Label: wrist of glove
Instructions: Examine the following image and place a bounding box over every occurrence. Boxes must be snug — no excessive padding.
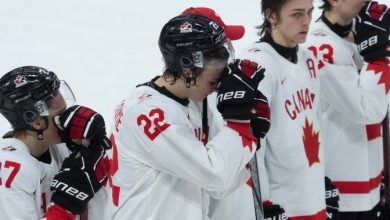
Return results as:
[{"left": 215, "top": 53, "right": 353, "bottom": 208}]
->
[
  {"left": 325, "top": 176, "right": 340, "bottom": 220},
  {"left": 354, "top": 1, "right": 390, "bottom": 61},
  {"left": 263, "top": 203, "right": 288, "bottom": 220},
  {"left": 251, "top": 90, "right": 271, "bottom": 142},
  {"left": 54, "top": 105, "right": 108, "bottom": 152},
  {"left": 50, "top": 139, "right": 111, "bottom": 214},
  {"left": 217, "top": 59, "right": 265, "bottom": 121}
]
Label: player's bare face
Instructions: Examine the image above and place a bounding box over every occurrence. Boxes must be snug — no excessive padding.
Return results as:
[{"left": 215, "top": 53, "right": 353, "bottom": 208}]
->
[
  {"left": 270, "top": 0, "right": 314, "bottom": 47},
  {"left": 337, "top": 0, "right": 367, "bottom": 22},
  {"left": 43, "top": 92, "right": 67, "bottom": 145},
  {"left": 189, "top": 65, "right": 225, "bottom": 102}
]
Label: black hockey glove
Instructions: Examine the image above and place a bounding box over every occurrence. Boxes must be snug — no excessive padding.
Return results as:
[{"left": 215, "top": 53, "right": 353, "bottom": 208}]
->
[
  {"left": 50, "top": 138, "right": 111, "bottom": 214},
  {"left": 325, "top": 176, "right": 340, "bottom": 220},
  {"left": 354, "top": 1, "right": 390, "bottom": 61},
  {"left": 251, "top": 90, "right": 271, "bottom": 144},
  {"left": 263, "top": 203, "right": 288, "bottom": 220},
  {"left": 54, "top": 105, "right": 108, "bottom": 152},
  {"left": 217, "top": 59, "right": 265, "bottom": 121}
]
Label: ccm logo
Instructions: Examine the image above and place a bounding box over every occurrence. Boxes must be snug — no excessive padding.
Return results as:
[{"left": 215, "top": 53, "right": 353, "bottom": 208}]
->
[
  {"left": 357, "top": 35, "right": 378, "bottom": 52},
  {"left": 217, "top": 91, "right": 246, "bottom": 102},
  {"left": 325, "top": 188, "right": 339, "bottom": 199},
  {"left": 51, "top": 179, "right": 89, "bottom": 201}
]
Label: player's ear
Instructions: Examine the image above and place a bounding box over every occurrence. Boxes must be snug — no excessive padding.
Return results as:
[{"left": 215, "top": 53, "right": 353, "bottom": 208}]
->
[
  {"left": 181, "top": 68, "right": 193, "bottom": 77},
  {"left": 30, "top": 117, "right": 46, "bottom": 130},
  {"left": 327, "top": 0, "right": 341, "bottom": 7},
  {"left": 265, "top": 8, "right": 277, "bottom": 27}
]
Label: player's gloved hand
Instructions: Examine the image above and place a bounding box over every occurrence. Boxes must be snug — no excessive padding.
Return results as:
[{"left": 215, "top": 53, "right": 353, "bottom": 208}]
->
[
  {"left": 325, "top": 176, "right": 340, "bottom": 220},
  {"left": 263, "top": 202, "right": 288, "bottom": 220},
  {"left": 251, "top": 85, "right": 271, "bottom": 145},
  {"left": 216, "top": 59, "right": 265, "bottom": 121},
  {"left": 50, "top": 137, "right": 111, "bottom": 214},
  {"left": 354, "top": 1, "right": 390, "bottom": 61},
  {"left": 54, "top": 105, "right": 108, "bottom": 152}
]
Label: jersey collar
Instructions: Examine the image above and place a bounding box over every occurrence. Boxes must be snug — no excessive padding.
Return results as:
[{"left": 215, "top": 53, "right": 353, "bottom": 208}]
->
[
  {"left": 320, "top": 13, "right": 352, "bottom": 38},
  {"left": 260, "top": 33, "right": 298, "bottom": 63},
  {"left": 138, "top": 76, "right": 190, "bottom": 106}
]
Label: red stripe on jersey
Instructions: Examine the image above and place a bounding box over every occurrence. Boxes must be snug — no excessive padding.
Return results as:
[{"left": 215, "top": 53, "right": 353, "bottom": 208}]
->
[
  {"left": 246, "top": 178, "right": 253, "bottom": 188},
  {"left": 332, "top": 173, "right": 382, "bottom": 194},
  {"left": 366, "top": 123, "right": 382, "bottom": 141},
  {"left": 290, "top": 209, "right": 326, "bottom": 220}
]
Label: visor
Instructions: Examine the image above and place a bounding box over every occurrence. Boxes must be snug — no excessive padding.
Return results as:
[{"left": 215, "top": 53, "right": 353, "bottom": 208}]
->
[
  {"left": 28, "top": 80, "right": 76, "bottom": 119},
  {"left": 189, "top": 40, "right": 235, "bottom": 69}
]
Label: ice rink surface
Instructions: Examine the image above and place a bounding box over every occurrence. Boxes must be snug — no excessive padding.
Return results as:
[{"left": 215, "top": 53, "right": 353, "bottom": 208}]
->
[{"left": 0, "top": 0, "right": 386, "bottom": 135}]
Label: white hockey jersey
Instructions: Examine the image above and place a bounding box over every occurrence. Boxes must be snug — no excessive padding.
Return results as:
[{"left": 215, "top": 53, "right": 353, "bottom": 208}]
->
[
  {"left": 0, "top": 137, "right": 104, "bottom": 220},
  {"left": 187, "top": 95, "right": 256, "bottom": 220},
  {"left": 305, "top": 19, "right": 390, "bottom": 212},
  {"left": 106, "top": 82, "right": 257, "bottom": 220},
  {"left": 0, "top": 138, "right": 47, "bottom": 220},
  {"left": 239, "top": 42, "right": 326, "bottom": 219},
  {"left": 40, "top": 144, "right": 69, "bottom": 215}
]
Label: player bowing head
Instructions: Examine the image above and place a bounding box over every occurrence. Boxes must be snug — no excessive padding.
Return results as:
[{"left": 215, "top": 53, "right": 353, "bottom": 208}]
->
[{"left": 158, "top": 14, "right": 234, "bottom": 102}]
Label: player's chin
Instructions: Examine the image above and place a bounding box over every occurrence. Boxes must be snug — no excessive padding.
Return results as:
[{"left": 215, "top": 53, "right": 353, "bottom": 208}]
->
[
  {"left": 191, "top": 94, "right": 208, "bottom": 102},
  {"left": 296, "top": 32, "right": 308, "bottom": 43}
]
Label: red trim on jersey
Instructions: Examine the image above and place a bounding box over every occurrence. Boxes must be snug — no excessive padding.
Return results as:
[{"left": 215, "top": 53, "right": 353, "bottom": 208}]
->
[
  {"left": 43, "top": 204, "right": 75, "bottom": 220},
  {"left": 227, "top": 121, "right": 258, "bottom": 147},
  {"left": 332, "top": 173, "right": 382, "bottom": 194},
  {"left": 289, "top": 209, "right": 326, "bottom": 220},
  {"left": 366, "top": 123, "right": 382, "bottom": 141}
]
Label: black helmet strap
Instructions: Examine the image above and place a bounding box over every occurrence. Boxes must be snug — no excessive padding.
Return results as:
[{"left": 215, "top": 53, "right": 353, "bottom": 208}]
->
[{"left": 26, "top": 116, "right": 49, "bottom": 140}]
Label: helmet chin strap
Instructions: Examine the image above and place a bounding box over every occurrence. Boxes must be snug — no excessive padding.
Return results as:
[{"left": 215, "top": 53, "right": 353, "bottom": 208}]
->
[{"left": 27, "top": 116, "right": 49, "bottom": 140}]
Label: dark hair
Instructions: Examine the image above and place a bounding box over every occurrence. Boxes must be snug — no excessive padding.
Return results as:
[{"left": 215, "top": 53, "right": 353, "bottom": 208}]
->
[
  {"left": 319, "top": 0, "right": 331, "bottom": 11},
  {"left": 163, "top": 46, "right": 229, "bottom": 84},
  {"left": 257, "top": 0, "right": 289, "bottom": 37}
]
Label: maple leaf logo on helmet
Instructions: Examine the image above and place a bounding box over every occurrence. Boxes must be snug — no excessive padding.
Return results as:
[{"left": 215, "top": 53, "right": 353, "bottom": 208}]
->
[
  {"left": 14, "top": 75, "right": 27, "bottom": 88},
  {"left": 180, "top": 22, "right": 193, "bottom": 33}
]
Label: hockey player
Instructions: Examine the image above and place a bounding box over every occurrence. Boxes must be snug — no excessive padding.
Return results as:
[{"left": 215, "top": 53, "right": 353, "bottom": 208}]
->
[
  {"left": 305, "top": 1, "right": 390, "bottom": 219},
  {"left": 0, "top": 66, "right": 111, "bottom": 220},
  {"left": 106, "top": 13, "right": 266, "bottom": 220},
  {"left": 236, "top": 0, "right": 327, "bottom": 219},
  {"left": 179, "top": 7, "right": 270, "bottom": 220}
]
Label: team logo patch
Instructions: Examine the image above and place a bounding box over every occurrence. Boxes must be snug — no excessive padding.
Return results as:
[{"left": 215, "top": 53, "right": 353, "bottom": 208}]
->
[
  {"left": 180, "top": 22, "right": 192, "bottom": 33},
  {"left": 313, "top": 32, "right": 326, "bottom": 37},
  {"left": 248, "top": 48, "right": 261, "bottom": 53},
  {"left": 138, "top": 93, "right": 153, "bottom": 102},
  {"left": 14, "top": 75, "right": 27, "bottom": 88},
  {"left": 2, "top": 146, "right": 16, "bottom": 151}
]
